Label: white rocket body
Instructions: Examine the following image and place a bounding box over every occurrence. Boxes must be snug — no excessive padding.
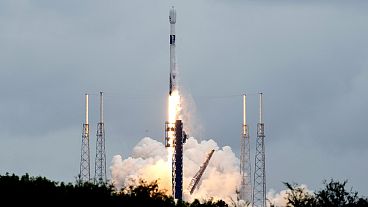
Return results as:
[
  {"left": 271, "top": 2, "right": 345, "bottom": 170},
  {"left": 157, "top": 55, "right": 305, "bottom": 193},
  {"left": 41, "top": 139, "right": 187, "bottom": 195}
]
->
[{"left": 169, "top": 7, "right": 177, "bottom": 95}]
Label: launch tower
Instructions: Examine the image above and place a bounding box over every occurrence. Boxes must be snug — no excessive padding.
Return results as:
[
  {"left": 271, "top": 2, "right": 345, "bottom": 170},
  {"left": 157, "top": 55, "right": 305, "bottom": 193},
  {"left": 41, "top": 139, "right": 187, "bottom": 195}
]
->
[
  {"left": 252, "top": 93, "right": 266, "bottom": 207},
  {"left": 79, "top": 94, "right": 90, "bottom": 182},
  {"left": 94, "top": 92, "right": 107, "bottom": 185},
  {"left": 239, "top": 94, "right": 252, "bottom": 203},
  {"left": 172, "top": 120, "right": 187, "bottom": 200}
]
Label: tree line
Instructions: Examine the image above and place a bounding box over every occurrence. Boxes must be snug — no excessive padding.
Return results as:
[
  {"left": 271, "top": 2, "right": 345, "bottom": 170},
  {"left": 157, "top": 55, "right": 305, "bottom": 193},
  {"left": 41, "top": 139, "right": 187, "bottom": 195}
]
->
[
  {"left": 0, "top": 173, "right": 227, "bottom": 206},
  {"left": 272, "top": 179, "right": 368, "bottom": 207},
  {"left": 1, "top": 173, "right": 367, "bottom": 206}
]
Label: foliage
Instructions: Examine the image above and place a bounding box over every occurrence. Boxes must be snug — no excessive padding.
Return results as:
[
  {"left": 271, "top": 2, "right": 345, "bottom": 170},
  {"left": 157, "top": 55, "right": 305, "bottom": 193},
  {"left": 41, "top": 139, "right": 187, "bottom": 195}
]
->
[
  {"left": 117, "top": 179, "right": 175, "bottom": 207},
  {"left": 3, "top": 173, "right": 367, "bottom": 207},
  {"left": 283, "top": 182, "right": 316, "bottom": 207},
  {"left": 0, "top": 173, "right": 228, "bottom": 207},
  {"left": 283, "top": 179, "right": 368, "bottom": 207}
]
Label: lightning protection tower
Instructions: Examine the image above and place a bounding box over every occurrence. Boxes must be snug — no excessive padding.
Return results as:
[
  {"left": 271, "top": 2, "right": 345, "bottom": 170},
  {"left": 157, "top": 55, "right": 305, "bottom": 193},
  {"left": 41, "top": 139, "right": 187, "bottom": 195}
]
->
[
  {"left": 239, "top": 94, "right": 252, "bottom": 203},
  {"left": 252, "top": 93, "right": 266, "bottom": 207},
  {"left": 95, "top": 91, "right": 107, "bottom": 185},
  {"left": 79, "top": 94, "right": 90, "bottom": 182}
]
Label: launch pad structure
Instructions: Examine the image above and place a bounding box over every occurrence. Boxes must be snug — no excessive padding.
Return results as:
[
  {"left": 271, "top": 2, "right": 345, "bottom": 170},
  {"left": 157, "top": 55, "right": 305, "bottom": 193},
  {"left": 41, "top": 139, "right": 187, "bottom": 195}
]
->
[
  {"left": 252, "top": 93, "right": 266, "bottom": 207},
  {"left": 173, "top": 120, "right": 187, "bottom": 200},
  {"left": 165, "top": 120, "right": 187, "bottom": 200},
  {"left": 239, "top": 94, "right": 252, "bottom": 203},
  {"left": 188, "top": 149, "right": 215, "bottom": 195},
  {"left": 79, "top": 94, "right": 90, "bottom": 182},
  {"left": 79, "top": 92, "right": 107, "bottom": 185},
  {"left": 94, "top": 92, "right": 107, "bottom": 185}
]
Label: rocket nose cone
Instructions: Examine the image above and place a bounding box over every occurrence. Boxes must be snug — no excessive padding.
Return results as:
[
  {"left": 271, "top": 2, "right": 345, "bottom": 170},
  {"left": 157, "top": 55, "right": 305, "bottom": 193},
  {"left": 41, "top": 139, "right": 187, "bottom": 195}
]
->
[{"left": 169, "top": 6, "right": 176, "bottom": 24}]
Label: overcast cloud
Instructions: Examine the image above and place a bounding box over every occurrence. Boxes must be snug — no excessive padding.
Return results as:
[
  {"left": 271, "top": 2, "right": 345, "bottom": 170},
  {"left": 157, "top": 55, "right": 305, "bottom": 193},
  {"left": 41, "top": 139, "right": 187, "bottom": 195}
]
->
[{"left": 0, "top": 0, "right": 367, "bottom": 195}]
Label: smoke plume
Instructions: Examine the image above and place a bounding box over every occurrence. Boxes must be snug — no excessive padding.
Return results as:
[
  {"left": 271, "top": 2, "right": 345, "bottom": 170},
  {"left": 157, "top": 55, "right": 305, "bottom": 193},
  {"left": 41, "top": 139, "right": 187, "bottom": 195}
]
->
[
  {"left": 267, "top": 184, "right": 312, "bottom": 207},
  {"left": 110, "top": 136, "right": 241, "bottom": 203}
]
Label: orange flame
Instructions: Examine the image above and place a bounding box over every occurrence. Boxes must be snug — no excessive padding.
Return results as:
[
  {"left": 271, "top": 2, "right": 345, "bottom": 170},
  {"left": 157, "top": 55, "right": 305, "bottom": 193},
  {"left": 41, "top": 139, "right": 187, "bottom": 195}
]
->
[{"left": 167, "top": 89, "right": 181, "bottom": 193}]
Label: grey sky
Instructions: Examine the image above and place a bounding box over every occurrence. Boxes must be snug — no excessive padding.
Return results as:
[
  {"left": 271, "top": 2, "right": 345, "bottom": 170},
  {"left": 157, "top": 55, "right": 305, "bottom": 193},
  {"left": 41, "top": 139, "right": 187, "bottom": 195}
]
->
[{"left": 0, "top": 0, "right": 367, "bottom": 195}]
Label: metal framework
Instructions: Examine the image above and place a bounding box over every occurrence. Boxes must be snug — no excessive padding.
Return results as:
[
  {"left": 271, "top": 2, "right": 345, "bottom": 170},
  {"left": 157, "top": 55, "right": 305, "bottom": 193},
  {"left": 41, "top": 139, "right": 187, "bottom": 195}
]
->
[
  {"left": 188, "top": 149, "right": 215, "bottom": 194},
  {"left": 252, "top": 93, "right": 266, "bottom": 207},
  {"left": 79, "top": 94, "right": 90, "bottom": 183},
  {"left": 94, "top": 92, "right": 107, "bottom": 185},
  {"left": 240, "top": 94, "right": 252, "bottom": 203},
  {"left": 165, "top": 122, "right": 175, "bottom": 148},
  {"left": 172, "top": 120, "right": 187, "bottom": 200}
]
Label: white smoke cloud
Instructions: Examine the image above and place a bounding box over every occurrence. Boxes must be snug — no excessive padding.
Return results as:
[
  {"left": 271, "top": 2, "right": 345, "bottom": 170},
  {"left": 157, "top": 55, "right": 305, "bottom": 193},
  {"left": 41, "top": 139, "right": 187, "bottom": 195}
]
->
[
  {"left": 179, "top": 89, "right": 205, "bottom": 139},
  {"left": 110, "top": 136, "right": 241, "bottom": 204},
  {"left": 110, "top": 136, "right": 314, "bottom": 207},
  {"left": 267, "top": 184, "right": 312, "bottom": 207},
  {"left": 110, "top": 137, "right": 171, "bottom": 192}
]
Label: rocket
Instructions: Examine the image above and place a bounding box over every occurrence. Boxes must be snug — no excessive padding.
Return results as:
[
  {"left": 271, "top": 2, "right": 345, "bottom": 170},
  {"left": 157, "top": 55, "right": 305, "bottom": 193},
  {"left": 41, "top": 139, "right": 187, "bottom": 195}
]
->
[{"left": 169, "top": 6, "right": 177, "bottom": 95}]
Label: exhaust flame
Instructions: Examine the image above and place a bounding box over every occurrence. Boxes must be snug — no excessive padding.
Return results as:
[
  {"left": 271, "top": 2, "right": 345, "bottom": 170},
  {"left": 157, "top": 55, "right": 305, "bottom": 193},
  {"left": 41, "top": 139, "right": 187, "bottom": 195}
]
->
[
  {"left": 167, "top": 89, "right": 181, "bottom": 167},
  {"left": 168, "top": 90, "right": 181, "bottom": 124}
]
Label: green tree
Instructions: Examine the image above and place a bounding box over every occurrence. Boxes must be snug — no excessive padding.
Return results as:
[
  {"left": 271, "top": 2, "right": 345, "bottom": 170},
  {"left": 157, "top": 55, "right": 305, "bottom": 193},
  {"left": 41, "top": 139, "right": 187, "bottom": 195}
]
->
[
  {"left": 315, "top": 179, "right": 368, "bottom": 207},
  {"left": 284, "top": 180, "right": 368, "bottom": 207},
  {"left": 118, "top": 179, "right": 175, "bottom": 207},
  {"left": 0, "top": 173, "right": 229, "bottom": 207},
  {"left": 284, "top": 182, "right": 316, "bottom": 207}
]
